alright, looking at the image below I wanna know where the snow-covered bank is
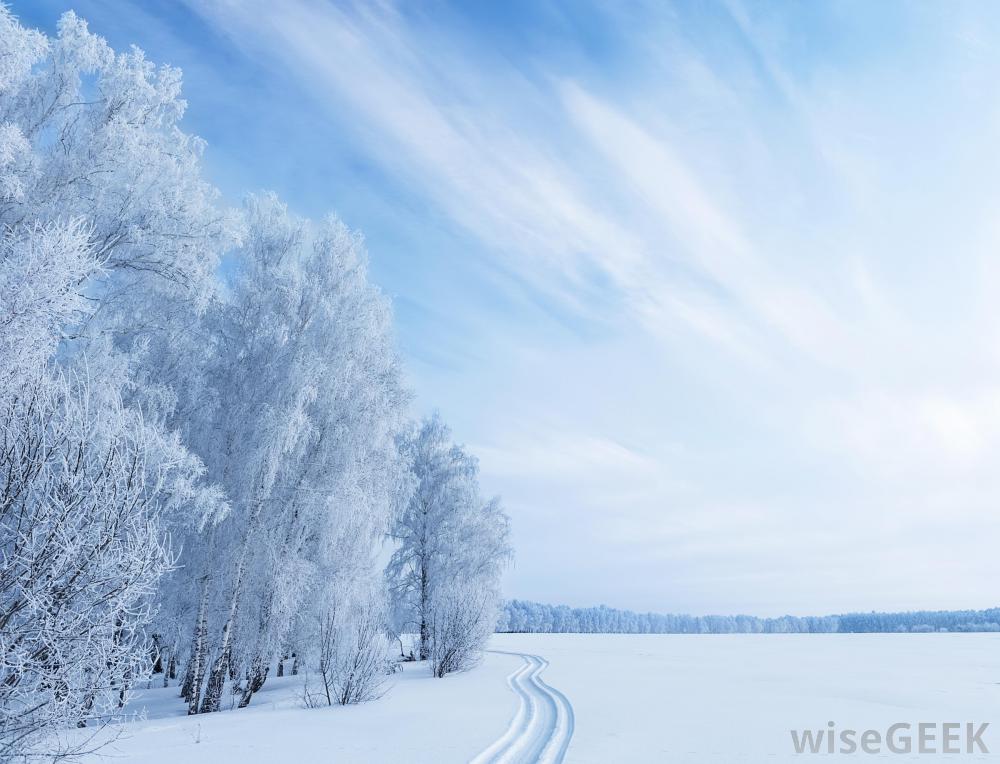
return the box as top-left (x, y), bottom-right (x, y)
top-left (76, 654), bottom-right (521, 763)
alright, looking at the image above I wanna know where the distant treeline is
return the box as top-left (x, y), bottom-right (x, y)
top-left (499, 600), bottom-right (1000, 634)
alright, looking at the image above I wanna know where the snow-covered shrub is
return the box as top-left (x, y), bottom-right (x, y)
top-left (304, 592), bottom-right (391, 707)
top-left (0, 198), bottom-right (177, 759)
top-left (0, 369), bottom-right (173, 760)
top-left (427, 581), bottom-right (499, 678)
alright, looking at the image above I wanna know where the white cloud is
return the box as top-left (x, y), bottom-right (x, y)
top-left (186, 0), bottom-right (1000, 613)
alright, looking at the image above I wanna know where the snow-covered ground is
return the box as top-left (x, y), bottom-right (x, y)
top-left (496, 632), bottom-right (1000, 763)
top-left (74, 653), bottom-right (522, 763)
top-left (77, 633), bottom-right (1000, 763)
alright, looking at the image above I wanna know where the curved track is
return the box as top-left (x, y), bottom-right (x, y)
top-left (470, 651), bottom-right (575, 764)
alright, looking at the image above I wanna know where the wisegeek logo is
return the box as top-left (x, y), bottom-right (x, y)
top-left (791, 722), bottom-right (990, 755)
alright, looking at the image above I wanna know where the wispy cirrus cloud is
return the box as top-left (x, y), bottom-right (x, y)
top-left (97, 0), bottom-right (1000, 612)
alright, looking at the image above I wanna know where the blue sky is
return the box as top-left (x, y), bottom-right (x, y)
top-left (19, 0), bottom-right (1000, 616)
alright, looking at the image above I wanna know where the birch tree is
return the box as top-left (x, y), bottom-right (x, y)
top-left (0, 220), bottom-right (205, 759)
top-left (182, 194), bottom-right (409, 712)
top-left (0, 9), bottom-right (227, 755)
top-left (387, 416), bottom-right (511, 673)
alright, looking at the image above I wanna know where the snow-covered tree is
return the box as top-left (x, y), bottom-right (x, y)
top-left (0, 221), bottom-right (94, 397)
top-left (0, 3), bottom-right (233, 529)
top-left (498, 600), bottom-right (849, 634)
top-left (0, 8), bottom-right (232, 346)
top-left (0, 8), bottom-right (227, 756)
top-left (0, 218), bottom-right (208, 758)
top-left (0, 1), bottom-right (232, 532)
top-left (0, 8), bottom-right (516, 749)
top-left (0, 367), bottom-right (177, 760)
top-left (387, 416), bottom-right (511, 674)
top-left (178, 194), bottom-right (410, 713)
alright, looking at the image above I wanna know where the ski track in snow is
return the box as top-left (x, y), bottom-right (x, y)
top-left (470, 651), bottom-right (575, 764)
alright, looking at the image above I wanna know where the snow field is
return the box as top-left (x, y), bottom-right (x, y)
top-left (76, 633), bottom-right (1000, 762)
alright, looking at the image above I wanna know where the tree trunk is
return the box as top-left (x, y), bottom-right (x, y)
top-left (180, 659), bottom-right (194, 701)
top-left (152, 644), bottom-right (163, 675)
top-left (77, 686), bottom-right (94, 728)
top-left (419, 561), bottom-right (430, 661)
top-left (186, 646), bottom-right (208, 715)
top-left (200, 648), bottom-right (228, 714)
top-left (235, 587), bottom-right (277, 708)
top-left (200, 609), bottom-right (234, 714)
top-left (112, 613), bottom-right (130, 708)
top-left (185, 579), bottom-right (210, 713)
top-left (200, 493), bottom-right (264, 714)
top-left (237, 656), bottom-right (268, 708)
